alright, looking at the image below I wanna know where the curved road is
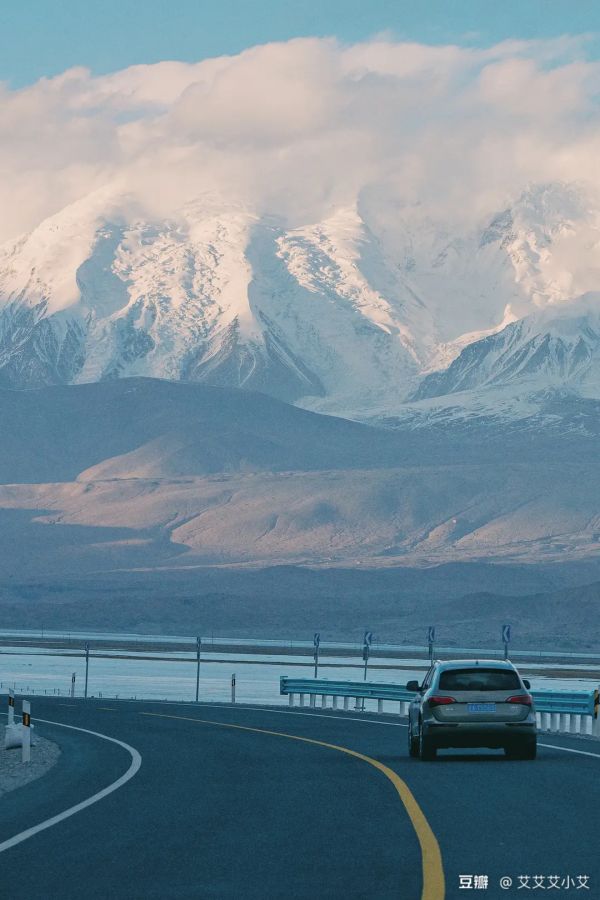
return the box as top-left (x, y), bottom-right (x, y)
top-left (1, 698), bottom-right (599, 899)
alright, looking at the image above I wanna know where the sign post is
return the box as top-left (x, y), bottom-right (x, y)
top-left (22, 700), bottom-right (31, 764)
top-left (8, 688), bottom-right (15, 726)
top-left (84, 641), bottom-right (90, 699)
top-left (313, 633), bottom-right (320, 679)
top-left (427, 626), bottom-right (436, 662)
top-left (502, 624), bottom-right (511, 660)
top-left (195, 636), bottom-right (201, 703)
top-left (70, 673), bottom-right (76, 699)
top-left (231, 673), bottom-right (236, 704)
top-left (362, 631), bottom-right (373, 681)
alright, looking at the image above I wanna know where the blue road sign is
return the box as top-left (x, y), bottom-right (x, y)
top-left (427, 626), bottom-right (435, 644)
top-left (364, 631), bottom-right (373, 646)
top-left (314, 632), bottom-right (320, 647)
top-left (502, 624), bottom-right (511, 643)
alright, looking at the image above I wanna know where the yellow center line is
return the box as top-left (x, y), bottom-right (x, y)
top-left (140, 710), bottom-right (445, 900)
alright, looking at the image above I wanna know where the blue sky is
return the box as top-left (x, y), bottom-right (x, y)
top-left (1, 0), bottom-right (599, 87)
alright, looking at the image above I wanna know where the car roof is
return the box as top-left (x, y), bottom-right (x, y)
top-left (434, 659), bottom-right (517, 670)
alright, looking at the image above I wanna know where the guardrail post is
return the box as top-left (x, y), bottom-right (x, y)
top-left (332, 696), bottom-right (338, 710)
top-left (22, 700), bottom-right (31, 764)
top-left (551, 712), bottom-right (559, 733)
top-left (8, 688), bottom-right (15, 726)
top-left (321, 695), bottom-right (327, 708)
top-left (310, 695), bottom-right (316, 708)
top-left (355, 697), bottom-right (361, 710)
top-left (559, 713), bottom-right (568, 733)
top-left (593, 715), bottom-right (600, 740)
top-left (288, 693), bottom-right (295, 707)
top-left (571, 714), bottom-right (580, 735)
top-left (542, 712), bottom-right (551, 732)
top-left (343, 697), bottom-right (349, 711)
top-left (377, 699), bottom-right (383, 714)
top-left (299, 694), bottom-right (305, 707)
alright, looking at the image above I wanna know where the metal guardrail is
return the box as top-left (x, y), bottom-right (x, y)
top-left (280, 678), bottom-right (415, 702)
top-left (280, 678), bottom-right (599, 719)
top-left (532, 689), bottom-right (598, 717)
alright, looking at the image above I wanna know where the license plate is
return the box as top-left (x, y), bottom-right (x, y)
top-left (468, 703), bottom-right (496, 713)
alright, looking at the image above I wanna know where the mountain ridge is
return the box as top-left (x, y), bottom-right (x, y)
top-left (1, 181), bottom-right (599, 420)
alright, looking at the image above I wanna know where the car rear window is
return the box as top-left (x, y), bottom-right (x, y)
top-left (438, 668), bottom-right (521, 691)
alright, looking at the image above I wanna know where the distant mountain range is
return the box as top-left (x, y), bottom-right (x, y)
top-left (1, 181), bottom-right (599, 425)
top-left (0, 378), bottom-right (597, 577)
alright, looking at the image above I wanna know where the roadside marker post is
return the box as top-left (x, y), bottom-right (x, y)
top-left (195, 636), bottom-right (201, 703)
top-left (21, 700), bottom-right (31, 764)
top-left (313, 632), bottom-right (320, 679)
top-left (70, 673), bottom-right (76, 699)
top-left (231, 674), bottom-right (236, 705)
top-left (8, 688), bottom-right (15, 726)
top-left (84, 642), bottom-right (90, 699)
top-left (502, 624), bottom-right (511, 660)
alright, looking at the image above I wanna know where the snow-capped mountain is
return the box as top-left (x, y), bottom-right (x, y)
top-left (1, 181), bottom-right (599, 419)
top-left (414, 296), bottom-right (600, 401)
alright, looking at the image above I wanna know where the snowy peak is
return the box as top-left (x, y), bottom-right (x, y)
top-left (0, 181), bottom-right (599, 418)
top-left (0, 197), bottom-right (422, 405)
top-left (414, 295), bottom-right (600, 401)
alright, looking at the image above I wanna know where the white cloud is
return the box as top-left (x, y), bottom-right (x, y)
top-left (0, 36), bottom-right (599, 242)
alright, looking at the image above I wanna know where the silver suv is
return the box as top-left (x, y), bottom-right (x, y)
top-left (407, 659), bottom-right (537, 760)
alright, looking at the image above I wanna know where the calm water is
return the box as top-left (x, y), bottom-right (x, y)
top-left (0, 647), bottom-right (596, 709)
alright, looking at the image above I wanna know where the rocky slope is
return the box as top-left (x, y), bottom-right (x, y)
top-left (1, 183), bottom-right (599, 421)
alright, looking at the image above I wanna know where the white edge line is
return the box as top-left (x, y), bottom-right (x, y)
top-left (0, 717), bottom-right (142, 854)
top-left (154, 702), bottom-right (408, 727)
top-left (539, 742), bottom-right (600, 760)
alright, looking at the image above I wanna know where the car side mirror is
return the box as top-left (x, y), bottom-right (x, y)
top-left (406, 680), bottom-right (420, 692)
top-left (522, 679), bottom-right (531, 689)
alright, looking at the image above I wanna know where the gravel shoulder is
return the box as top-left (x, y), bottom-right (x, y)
top-left (0, 726), bottom-right (61, 797)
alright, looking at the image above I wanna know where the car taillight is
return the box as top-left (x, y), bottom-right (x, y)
top-left (429, 696), bottom-right (456, 707)
top-left (507, 695), bottom-right (532, 705)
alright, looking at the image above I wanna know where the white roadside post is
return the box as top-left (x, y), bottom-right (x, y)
top-left (22, 700), bottom-right (31, 764)
top-left (8, 688), bottom-right (15, 725)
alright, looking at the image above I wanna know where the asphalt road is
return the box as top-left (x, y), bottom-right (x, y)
top-left (1, 698), bottom-right (599, 899)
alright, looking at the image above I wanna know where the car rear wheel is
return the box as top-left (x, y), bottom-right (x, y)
top-left (505, 740), bottom-right (537, 760)
top-left (419, 726), bottom-right (437, 761)
top-left (408, 720), bottom-right (419, 758)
